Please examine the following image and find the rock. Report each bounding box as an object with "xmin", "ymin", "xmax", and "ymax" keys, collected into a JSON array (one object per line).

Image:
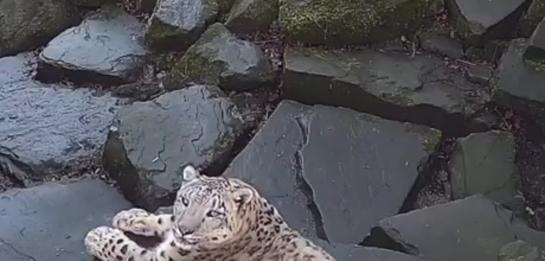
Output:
[
  {"xmin": 519, "ymin": 0, "xmax": 545, "ymax": 37},
  {"xmin": 465, "ymin": 64, "xmax": 493, "ymax": 85},
  {"xmin": 365, "ymin": 195, "xmax": 545, "ymax": 261},
  {"xmin": 449, "ymin": 131, "xmax": 518, "ymax": 205},
  {"xmin": 525, "ymin": 18, "xmax": 545, "ymax": 63},
  {"xmin": 313, "ymin": 239, "xmax": 427, "ymax": 261},
  {"xmin": 37, "ymin": 5, "xmax": 148, "ymax": 85},
  {"xmin": 283, "ymin": 46, "xmax": 489, "ymax": 136},
  {"xmin": 0, "ymin": 0, "xmax": 80, "ymax": 58},
  {"xmin": 0, "ymin": 179, "xmax": 131, "ymax": 261},
  {"xmin": 166, "ymin": 23, "xmax": 273, "ymax": 91},
  {"xmin": 419, "ymin": 32, "xmax": 464, "ymax": 59},
  {"xmin": 70, "ymin": 0, "xmax": 108, "ymax": 7},
  {"xmin": 135, "ymin": 0, "xmax": 158, "ymax": 13},
  {"xmin": 103, "ymin": 85, "xmax": 246, "ymax": 210},
  {"xmin": 279, "ymin": 0, "xmax": 441, "ymax": 46},
  {"xmin": 467, "ymin": 110, "xmax": 501, "ymax": 132},
  {"xmin": 0, "ymin": 52, "xmax": 119, "ymax": 183},
  {"xmin": 223, "ymin": 100, "xmax": 441, "ymax": 244},
  {"xmin": 483, "ymin": 40, "xmax": 510, "ymax": 62},
  {"xmin": 225, "ymin": 0, "xmax": 278, "ymax": 34},
  {"xmin": 493, "ymin": 39, "xmax": 545, "ymax": 134},
  {"xmin": 498, "ymin": 240, "xmax": 545, "ymax": 261},
  {"xmin": 146, "ymin": 0, "xmax": 218, "ymax": 50},
  {"xmin": 446, "ymin": 0, "xmax": 526, "ymax": 45}
]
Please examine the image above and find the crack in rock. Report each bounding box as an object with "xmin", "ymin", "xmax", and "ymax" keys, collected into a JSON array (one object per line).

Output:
[
  {"xmin": 293, "ymin": 114, "xmax": 329, "ymax": 241},
  {"xmin": 0, "ymin": 237, "xmax": 37, "ymax": 261}
]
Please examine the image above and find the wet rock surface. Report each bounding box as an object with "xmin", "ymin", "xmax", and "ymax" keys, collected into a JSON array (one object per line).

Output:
[
  {"xmin": 449, "ymin": 131, "xmax": 518, "ymax": 204},
  {"xmin": 166, "ymin": 23, "xmax": 274, "ymax": 91},
  {"xmin": 283, "ymin": 46, "xmax": 488, "ymax": 135},
  {"xmin": 0, "ymin": 179, "xmax": 131, "ymax": 261},
  {"xmin": 223, "ymin": 100, "xmax": 440, "ymax": 244},
  {"xmin": 493, "ymin": 39, "xmax": 545, "ymax": 133},
  {"xmin": 446, "ymin": 0, "xmax": 526, "ymax": 44},
  {"xmin": 366, "ymin": 195, "xmax": 545, "ymax": 261},
  {"xmin": 279, "ymin": 0, "xmax": 441, "ymax": 46},
  {"xmin": 225, "ymin": 0, "xmax": 278, "ymax": 34},
  {"xmin": 0, "ymin": 52, "xmax": 119, "ymax": 182},
  {"xmin": 103, "ymin": 85, "xmax": 245, "ymax": 210},
  {"xmin": 37, "ymin": 5, "xmax": 147, "ymax": 85},
  {"xmin": 0, "ymin": 0, "xmax": 80, "ymax": 58},
  {"xmin": 146, "ymin": 0, "xmax": 218, "ymax": 50}
]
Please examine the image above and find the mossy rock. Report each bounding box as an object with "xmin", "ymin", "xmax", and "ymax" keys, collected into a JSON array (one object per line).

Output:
[
  {"xmin": 0, "ymin": 0, "xmax": 81, "ymax": 57},
  {"xmin": 166, "ymin": 23, "xmax": 273, "ymax": 91},
  {"xmin": 225, "ymin": 0, "xmax": 279, "ymax": 33},
  {"xmin": 279, "ymin": 0, "xmax": 441, "ymax": 46},
  {"xmin": 498, "ymin": 240, "xmax": 545, "ymax": 261}
]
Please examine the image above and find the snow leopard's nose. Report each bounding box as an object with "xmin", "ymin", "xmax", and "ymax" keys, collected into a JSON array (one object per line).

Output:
[{"xmin": 178, "ymin": 225, "xmax": 195, "ymax": 235}]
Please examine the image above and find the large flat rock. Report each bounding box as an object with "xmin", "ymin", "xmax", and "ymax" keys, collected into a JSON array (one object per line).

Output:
[
  {"xmin": 493, "ymin": 39, "xmax": 545, "ymax": 133},
  {"xmin": 0, "ymin": 52, "xmax": 119, "ymax": 183},
  {"xmin": 446, "ymin": 0, "xmax": 526, "ymax": 44},
  {"xmin": 37, "ymin": 5, "xmax": 148, "ymax": 85},
  {"xmin": 223, "ymin": 100, "xmax": 441, "ymax": 244},
  {"xmin": 0, "ymin": 179, "xmax": 131, "ymax": 261},
  {"xmin": 103, "ymin": 85, "xmax": 246, "ymax": 210},
  {"xmin": 284, "ymin": 46, "xmax": 489, "ymax": 135},
  {"xmin": 525, "ymin": 17, "xmax": 545, "ymax": 63},
  {"xmin": 365, "ymin": 195, "xmax": 545, "ymax": 261}
]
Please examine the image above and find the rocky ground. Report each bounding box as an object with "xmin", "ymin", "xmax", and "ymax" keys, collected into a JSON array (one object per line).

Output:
[{"xmin": 2, "ymin": 0, "xmax": 545, "ymax": 260}]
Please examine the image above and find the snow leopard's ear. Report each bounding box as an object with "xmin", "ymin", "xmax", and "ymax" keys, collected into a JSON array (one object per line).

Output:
[
  {"xmin": 183, "ymin": 165, "xmax": 200, "ymax": 181},
  {"xmin": 230, "ymin": 180, "xmax": 254, "ymax": 208}
]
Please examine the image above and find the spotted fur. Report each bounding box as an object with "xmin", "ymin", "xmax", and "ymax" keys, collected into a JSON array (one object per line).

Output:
[{"xmin": 85, "ymin": 165, "xmax": 335, "ymax": 260}]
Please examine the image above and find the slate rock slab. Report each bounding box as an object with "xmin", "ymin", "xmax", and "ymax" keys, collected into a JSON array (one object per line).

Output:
[
  {"xmin": 225, "ymin": 0, "xmax": 278, "ymax": 34},
  {"xmin": 525, "ymin": 17, "xmax": 545, "ymax": 63},
  {"xmin": 103, "ymin": 85, "xmax": 245, "ymax": 210},
  {"xmin": 0, "ymin": 52, "xmax": 119, "ymax": 182},
  {"xmin": 166, "ymin": 23, "xmax": 273, "ymax": 91},
  {"xmin": 493, "ymin": 39, "xmax": 545, "ymax": 133},
  {"xmin": 446, "ymin": 0, "xmax": 526, "ymax": 45},
  {"xmin": 0, "ymin": 0, "xmax": 80, "ymax": 58},
  {"xmin": 0, "ymin": 179, "xmax": 131, "ymax": 261},
  {"xmin": 223, "ymin": 100, "xmax": 441, "ymax": 244},
  {"xmin": 519, "ymin": 0, "xmax": 545, "ymax": 37},
  {"xmin": 313, "ymin": 239, "xmax": 427, "ymax": 261},
  {"xmin": 365, "ymin": 195, "xmax": 545, "ymax": 261},
  {"xmin": 146, "ymin": 0, "xmax": 218, "ymax": 50},
  {"xmin": 37, "ymin": 5, "xmax": 148, "ymax": 85},
  {"xmin": 498, "ymin": 240, "xmax": 545, "ymax": 261},
  {"xmin": 449, "ymin": 130, "xmax": 518, "ymax": 205},
  {"xmin": 279, "ymin": 0, "xmax": 442, "ymax": 46},
  {"xmin": 283, "ymin": 46, "xmax": 489, "ymax": 136}
]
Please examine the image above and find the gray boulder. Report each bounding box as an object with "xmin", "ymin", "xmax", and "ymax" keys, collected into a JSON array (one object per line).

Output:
[
  {"xmin": 166, "ymin": 23, "xmax": 273, "ymax": 91},
  {"xmin": 0, "ymin": 179, "xmax": 131, "ymax": 261},
  {"xmin": 418, "ymin": 32, "xmax": 464, "ymax": 59},
  {"xmin": 449, "ymin": 131, "xmax": 518, "ymax": 205},
  {"xmin": 0, "ymin": 0, "xmax": 80, "ymax": 57},
  {"xmin": 366, "ymin": 195, "xmax": 545, "ymax": 261},
  {"xmin": 313, "ymin": 239, "xmax": 427, "ymax": 261},
  {"xmin": 283, "ymin": 46, "xmax": 489, "ymax": 136},
  {"xmin": 103, "ymin": 85, "xmax": 246, "ymax": 210},
  {"xmin": 525, "ymin": 17, "xmax": 545, "ymax": 63},
  {"xmin": 146, "ymin": 0, "xmax": 218, "ymax": 50},
  {"xmin": 446, "ymin": 0, "xmax": 526, "ymax": 45},
  {"xmin": 225, "ymin": 0, "xmax": 278, "ymax": 33},
  {"xmin": 37, "ymin": 5, "xmax": 148, "ymax": 85},
  {"xmin": 493, "ymin": 39, "xmax": 545, "ymax": 134},
  {"xmin": 70, "ymin": 0, "xmax": 108, "ymax": 7},
  {"xmin": 0, "ymin": 52, "xmax": 119, "ymax": 182},
  {"xmin": 519, "ymin": 0, "xmax": 545, "ymax": 37},
  {"xmin": 223, "ymin": 100, "xmax": 441, "ymax": 244}
]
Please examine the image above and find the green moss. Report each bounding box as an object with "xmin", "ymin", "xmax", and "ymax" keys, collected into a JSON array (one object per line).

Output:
[
  {"xmin": 525, "ymin": 59, "xmax": 545, "ymax": 72},
  {"xmin": 423, "ymin": 129, "xmax": 442, "ymax": 154}
]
